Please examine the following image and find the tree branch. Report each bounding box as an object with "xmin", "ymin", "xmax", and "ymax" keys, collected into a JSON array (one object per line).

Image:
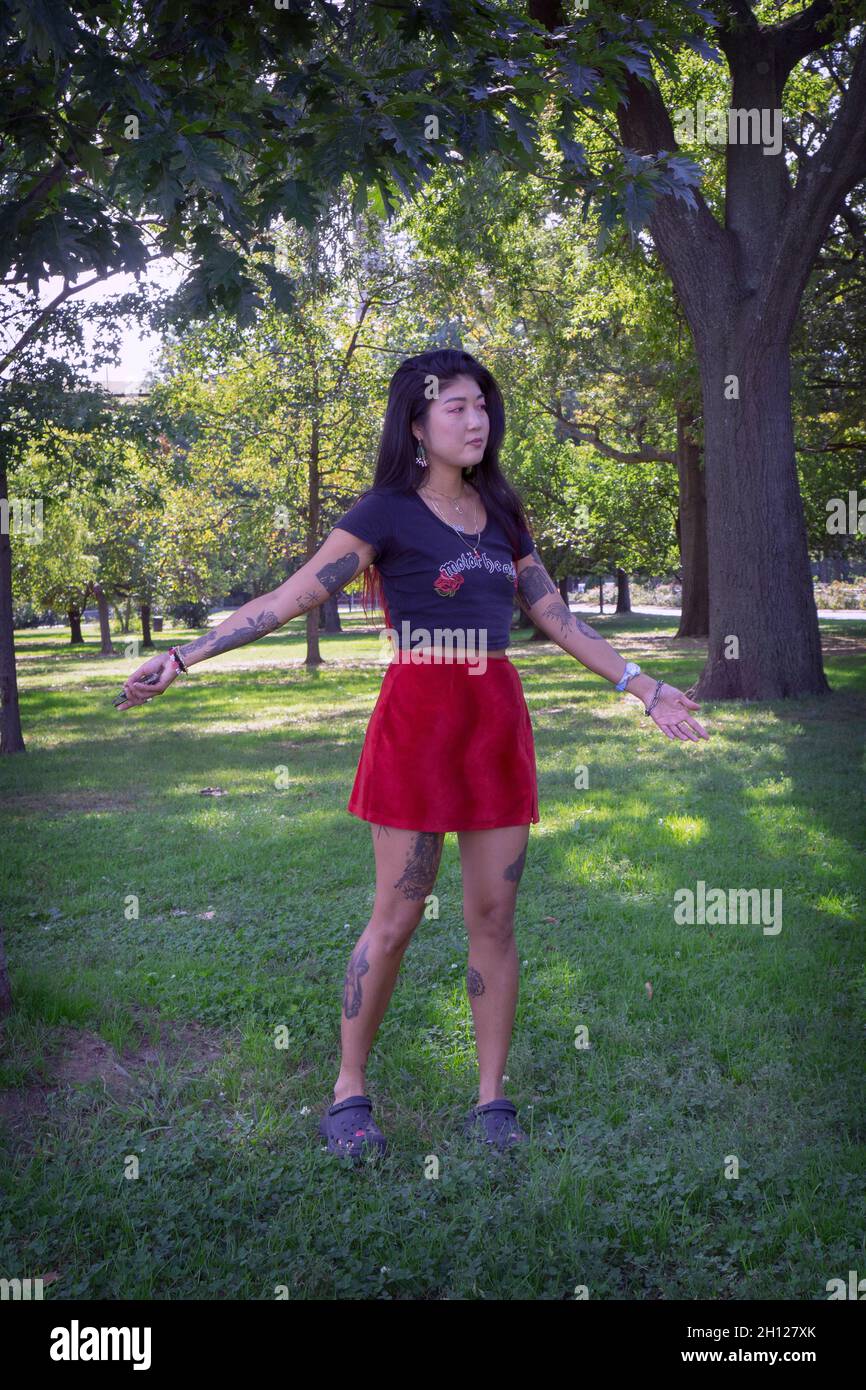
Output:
[{"xmin": 760, "ymin": 34, "xmax": 866, "ymax": 340}]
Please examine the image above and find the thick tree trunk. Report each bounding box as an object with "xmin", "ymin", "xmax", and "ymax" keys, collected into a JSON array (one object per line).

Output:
[
  {"xmin": 615, "ymin": 568, "xmax": 631, "ymax": 613},
  {"xmin": 0, "ymin": 454, "xmax": 25, "ymax": 754},
  {"xmin": 93, "ymin": 583, "xmax": 117, "ymax": 655},
  {"xmin": 675, "ymin": 409, "xmax": 709, "ymax": 638},
  {"xmin": 68, "ymin": 603, "xmax": 84, "ymax": 644},
  {"xmin": 696, "ymin": 336, "xmax": 829, "ymax": 698},
  {"xmin": 140, "ymin": 601, "xmax": 153, "ymax": 649}
]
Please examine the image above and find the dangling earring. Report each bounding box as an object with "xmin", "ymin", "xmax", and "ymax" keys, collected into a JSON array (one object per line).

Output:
[{"xmin": 415, "ymin": 439, "xmax": 428, "ymax": 468}]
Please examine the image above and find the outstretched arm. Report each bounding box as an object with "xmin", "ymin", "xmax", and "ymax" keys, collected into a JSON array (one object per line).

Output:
[
  {"xmin": 118, "ymin": 527, "xmax": 377, "ymax": 707},
  {"xmin": 176, "ymin": 527, "xmax": 376, "ymax": 668},
  {"xmin": 515, "ymin": 549, "xmax": 708, "ymax": 741}
]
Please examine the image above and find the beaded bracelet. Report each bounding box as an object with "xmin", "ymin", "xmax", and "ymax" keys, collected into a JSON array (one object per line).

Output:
[
  {"xmin": 644, "ymin": 677, "xmax": 664, "ymax": 716},
  {"xmin": 168, "ymin": 645, "xmax": 189, "ymax": 675}
]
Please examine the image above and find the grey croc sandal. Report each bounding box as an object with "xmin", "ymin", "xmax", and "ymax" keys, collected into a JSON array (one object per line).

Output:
[
  {"xmin": 463, "ymin": 1098, "xmax": 528, "ymax": 1151},
  {"xmin": 318, "ymin": 1094, "xmax": 388, "ymax": 1159}
]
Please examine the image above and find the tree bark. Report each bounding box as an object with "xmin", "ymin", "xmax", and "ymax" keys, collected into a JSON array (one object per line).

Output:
[
  {"xmin": 141, "ymin": 601, "xmax": 153, "ymax": 649},
  {"xmin": 93, "ymin": 583, "xmax": 117, "ymax": 655},
  {"xmin": 698, "ymin": 332, "xmax": 829, "ymax": 696},
  {"xmin": 68, "ymin": 603, "xmax": 84, "ymax": 645},
  {"xmin": 615, "ymin": 568, "xmax": 631, "ymax": 613},
  {"xmin": 320, "ymin": 593, "xmax": 342, "ymax": 633},
  {"xmin": 675, "ymin": 408, "xmax": 709, "ymax": 638},
  {"xmin": 0, "ymin": 452, "xmax": 25, "ymax": 754}
]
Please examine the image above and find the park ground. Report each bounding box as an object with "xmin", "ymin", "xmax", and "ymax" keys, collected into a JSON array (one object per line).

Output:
[{"xmin": 0, "ymin": 611, "xmax": 864, "ymax": 1299}]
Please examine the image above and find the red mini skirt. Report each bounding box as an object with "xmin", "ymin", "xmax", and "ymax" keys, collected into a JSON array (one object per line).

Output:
[{"xmin": 347, "ymin": 654, "xmax": 539, "ymax": 832}]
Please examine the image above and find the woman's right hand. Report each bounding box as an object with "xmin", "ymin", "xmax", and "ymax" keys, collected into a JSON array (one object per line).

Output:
[{"xmin": 116, "ymin": 652, "xmax": 178, "ymax": 710}]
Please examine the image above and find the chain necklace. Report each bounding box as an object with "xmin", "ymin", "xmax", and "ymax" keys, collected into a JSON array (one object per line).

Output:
[{"xmin": 422, "ymin": 486, "xmax": 483, "ymax": 558}]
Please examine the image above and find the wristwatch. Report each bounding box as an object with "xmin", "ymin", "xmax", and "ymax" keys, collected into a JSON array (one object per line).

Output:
[{"xmin": 615, "ymin": 660, "xmax": 641, "ymax": 692}]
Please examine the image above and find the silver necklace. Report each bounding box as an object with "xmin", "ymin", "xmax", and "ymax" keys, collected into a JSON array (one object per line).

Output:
[{"xmin": 424, "ymin": 489, "xmax": 483, "ymax": 558}]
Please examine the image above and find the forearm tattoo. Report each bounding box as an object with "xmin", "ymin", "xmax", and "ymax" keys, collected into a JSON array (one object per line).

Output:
[
  {"xmin": 180, "ymin": 609, "xmax": 280, "ymax": 663},
  {"xmin": 538, "ymin": 599, "xmax": 603, "ymax": 640},
  {"xmin": 504, "ymin": 844, "xmax": 527, "ymax": 882},
  {"xmin": 394, "ymin": 831, "xmax": 443, "ymax": 901},
  {"xmin": 343, "ymin": 938, "xmax": 370, "ymax": 1019},
  {"xmin": 516, "ymin": 554, "xmax": 556, "ymax": 613},
  {"xmin": 467, "ymin": 966, "xmax": 485, "ymax": 997}
]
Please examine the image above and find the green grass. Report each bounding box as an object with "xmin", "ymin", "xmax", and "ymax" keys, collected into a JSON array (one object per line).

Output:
[{"xmin": 1, "ymin": 611, "xmax": 864, "ymax": 1300}]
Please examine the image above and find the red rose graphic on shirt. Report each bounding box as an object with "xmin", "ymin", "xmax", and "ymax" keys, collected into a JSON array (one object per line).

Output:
[{"xmin": 434, "ymin": 569, "xmax": 465, "ymax": 598}]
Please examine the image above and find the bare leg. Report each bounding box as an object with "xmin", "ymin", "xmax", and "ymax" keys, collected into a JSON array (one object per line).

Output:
[
  {"xmin": 458, "ymin": 824, "xmax": 530, "ymax": 1106},
  {"xmin": 333, "ymin": 825, "xmax": 445, "ymax": 1104}
]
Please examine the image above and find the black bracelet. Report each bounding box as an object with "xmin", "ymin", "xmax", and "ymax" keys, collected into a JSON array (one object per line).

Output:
[
  {"xmin": 168, "ymin": 645, "xmax": 189, "ymax": 675},
  {"xmin": 645, "ymin": 678, "xmax": 664, "ymax": 716}
]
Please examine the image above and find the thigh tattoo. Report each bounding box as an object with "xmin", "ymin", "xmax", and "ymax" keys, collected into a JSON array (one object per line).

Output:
[
  {"xmin": 503, "ymin": 844, "xmax": 527, "ymax": 883},
  {"xmin": 394, "ymin": 831, "xmax": 442, "ymax": 901}
]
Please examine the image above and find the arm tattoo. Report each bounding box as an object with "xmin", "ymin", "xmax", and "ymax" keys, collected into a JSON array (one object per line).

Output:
[
  {"xmin": 516, "ymin": 556, "xmax": 556, "ymax": 613},
  {"xmin": 343, "ymin": 938, "xmax": 370, "ymax": 1019},
  {"xmin": 180, "ymin": 609, "xmax": 280, "ymax": 663},
  {"xmin": 538, "ymin": 600, "xmax": 603, "ymax": 640},
  {"xmin": 394, "ymin": 831, "xmax": 443, "ymax": 901},
  {"xmin": 467, "ymin": 966, "xmax": 485, "ymax": 997},
  {"xmin": 315, "ymin": 551, "xmax": 361, "ymax": 595}
]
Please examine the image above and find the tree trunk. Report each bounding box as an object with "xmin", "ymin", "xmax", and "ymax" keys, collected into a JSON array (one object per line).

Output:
[
  {"xmin": 141, "ymin": 601, "xmax": 153, "ymax": 649},
  {"xmin": 320, "ymin": 593, "xmax": 342, "ymax": 633},
  {"xmin": 68, "ymin": 603, "xmax": 84, "ymax": 645},
  {"xmin": 696, "ymin": 336, "xmax": 829, "ymax": 698},
  {"xmin": 305, "ymin": 405, "xmax": 323, "ymax": 667},
  {"xmin": 615, "ymin": 568, "xmax": 631, "ymax": 613},
  {"xmin": 598, "ymin": 579, "xmax": 605, "ymax": 614},
  {"xmin": 93, "ymin": 583, "xmax": 117, "ymax": 655},
  {"xmin": 675, "ymin": 408, "xmax": 709, "ymax": 638},
  {"xmin": 0, "ymin": 453, "xmax": 25, "ymax": 754}
]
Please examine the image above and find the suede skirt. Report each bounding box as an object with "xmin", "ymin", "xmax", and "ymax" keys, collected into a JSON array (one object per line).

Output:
[{"xmin": 347, "ymin": 654, "xmax": 539, "ymax": 832}]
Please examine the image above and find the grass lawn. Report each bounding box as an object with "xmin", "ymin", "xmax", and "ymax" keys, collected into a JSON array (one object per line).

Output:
[{"xmin": 1, "ymin": 611, "xmax": 864, "ymax": 1300}]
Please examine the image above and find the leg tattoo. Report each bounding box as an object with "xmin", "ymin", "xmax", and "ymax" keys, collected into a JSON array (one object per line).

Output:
[
  {"xmin": 394, "ymin": 831, "xmax": 441, "ymax": 901},
  {"xmin": 343, "ymin": 938, "xmax": 370, "ymax": 1019},
  {"xmin": 467, "ymin": 965, "xmax": 485, "ymax": 997},
  {"xmin": 503, "ymin": 845, "xmax": 527, "ymax": 883}
]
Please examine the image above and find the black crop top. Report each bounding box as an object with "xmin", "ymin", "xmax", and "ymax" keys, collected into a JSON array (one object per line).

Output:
[{"xmin": 333, "ymin": 486, "xmax": 535, "ymax": 651}]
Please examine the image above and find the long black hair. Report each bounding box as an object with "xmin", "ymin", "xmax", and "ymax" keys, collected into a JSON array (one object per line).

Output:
[{"xmin": 357, "ymin": 348, "xmax": 534, "ymax": 623}]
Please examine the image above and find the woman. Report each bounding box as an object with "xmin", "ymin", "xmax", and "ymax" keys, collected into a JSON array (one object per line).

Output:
[{"xmin": 118, "ymin": 348, "xmax": 709, "ymax": 1162}]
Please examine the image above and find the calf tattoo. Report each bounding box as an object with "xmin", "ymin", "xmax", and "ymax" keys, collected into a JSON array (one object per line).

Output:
[
  {"xmin": 394, "ymin": 831, "xmax": 442, "ymax": 901},
  {"xmin": 343, "ymin": 938, "xmax": 370, "ymax": 1019},
  {"xmin": 504, "ymin": 844, "xmax": 527, "ymax": 882},
  {"xmin": 467, "ymin": 966, "xmax": 485, "ymax": 997}
]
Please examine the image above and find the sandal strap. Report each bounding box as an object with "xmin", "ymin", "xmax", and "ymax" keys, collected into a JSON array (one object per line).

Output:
[
  {"xmin": 474, "ymin": 1099, "xmax": 516, "ymax": 1116},
  {"xmin": 328, "ymin": 1094, "xmax": 372, "ymax": 1116}
]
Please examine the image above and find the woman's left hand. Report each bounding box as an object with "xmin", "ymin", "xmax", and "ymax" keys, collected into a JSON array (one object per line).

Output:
[{"xmin": 645, "ymin": 683, "xmax": 709, "ymax": 742}]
